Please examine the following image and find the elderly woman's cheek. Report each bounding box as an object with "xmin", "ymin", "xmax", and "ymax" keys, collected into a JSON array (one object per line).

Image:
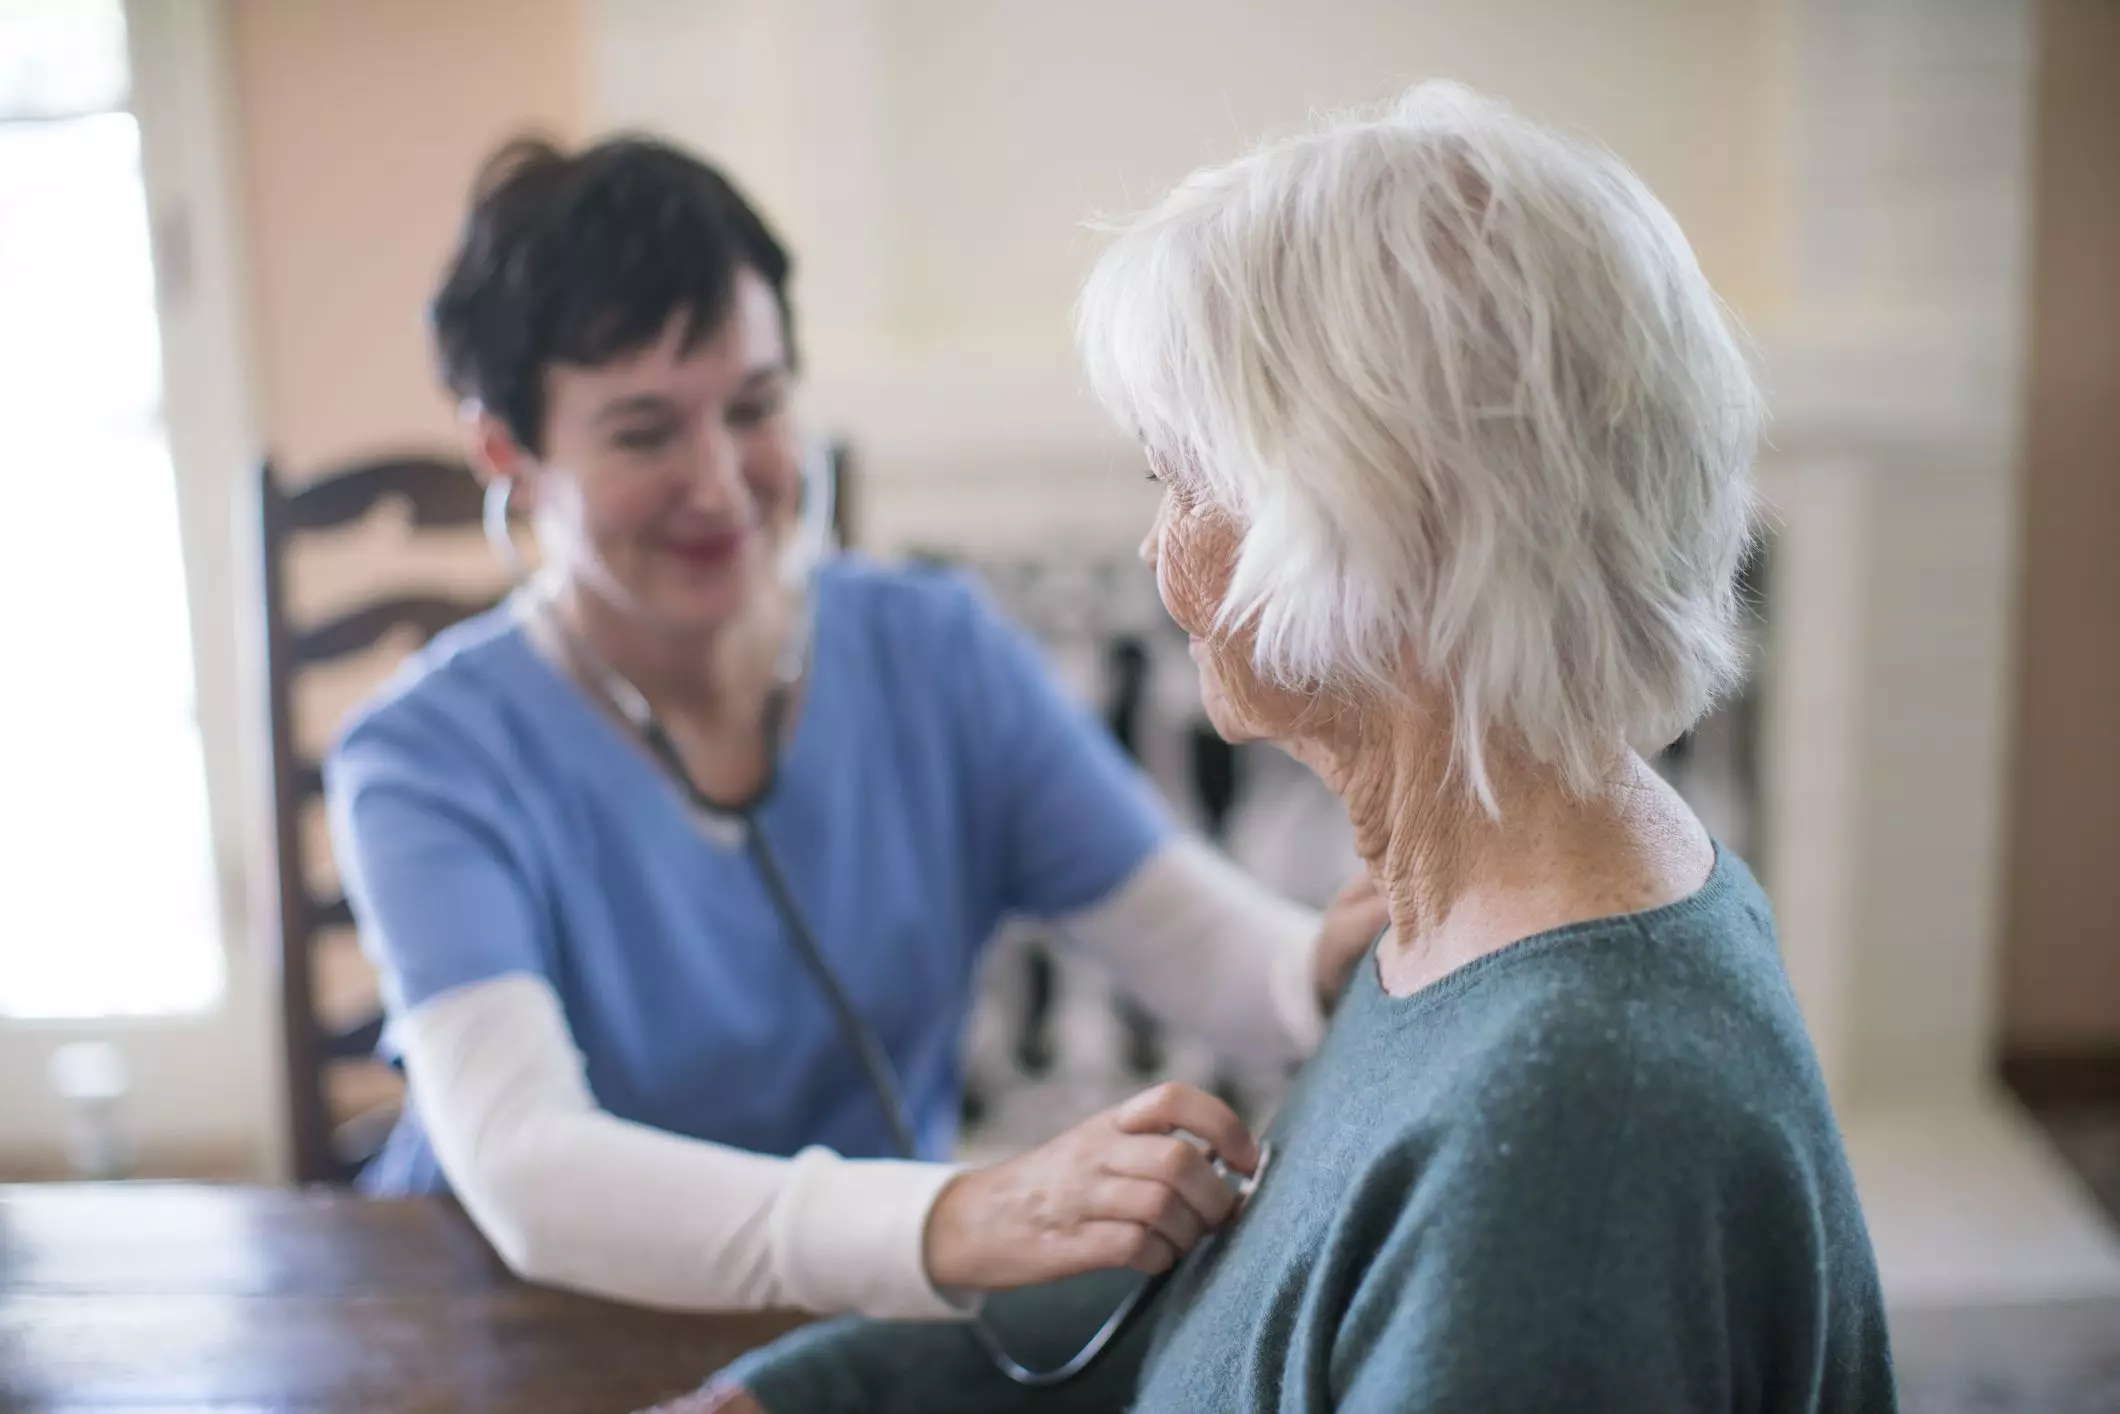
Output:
[
  {"xmin": 1158, "ymin": 506, "xmax": 1238, "ymax": 638},
  {"xmin": 1202, "ymin": 640, "xmax": 1283, "ymax": 745},
  {"xmin": 1140, "ymin": 487, "xmax": 1172, "ymax": 569},
  {"xmin": 1191, "ymin": 652, "xmax": 1244, "ymax": 742}
]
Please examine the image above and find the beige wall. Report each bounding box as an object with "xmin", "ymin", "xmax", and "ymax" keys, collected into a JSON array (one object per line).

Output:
[
  {"xmin": 230, "ymin": 0, "xmax": 587, "ymax": 475},
  {"xmin": 217, "ymin": 0, "xmax": 584, "ymax": 1173},
  {"xmin": 225, "ymin": 0, "xmax": 588, "ymax": 790},
  {"xmin": 872, "ymin": 0, "xmax": 1786, "ymax": 362},
  {"xmin": 593, "ymin": 0, "xmax": 1787, "ymax": 553},
  {"xmin": 2002, "ymin": 0, "xmax": 2120, "ymax": 1053}
]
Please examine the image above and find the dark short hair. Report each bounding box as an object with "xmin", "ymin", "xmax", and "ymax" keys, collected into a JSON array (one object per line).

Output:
[{"xmin": 431, "ymin": 135, "xmax": 795, "ymax": 455}]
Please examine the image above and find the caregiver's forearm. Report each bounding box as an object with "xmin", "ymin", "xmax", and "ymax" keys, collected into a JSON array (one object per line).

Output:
[
  {"xmin": 396, "ymin": 973, "xmax": 964, "ymax": 1318},
  {"xmin": 1059, "ymin": 836, "xmax": 1325, "ymax": 1062}
]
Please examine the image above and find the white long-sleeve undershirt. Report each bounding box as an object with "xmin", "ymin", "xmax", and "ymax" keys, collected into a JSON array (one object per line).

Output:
[{"xmin": 392, "ymin": 836, "xmax": 1323, "ymax": 1317}]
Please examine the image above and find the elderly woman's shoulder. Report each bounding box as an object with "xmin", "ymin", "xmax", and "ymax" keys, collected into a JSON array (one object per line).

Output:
[
  {"xmin": 1389, "ymin": 873, "xmax": 1843, "ymax": 1189},
  {"xmin": 1297, "ymin": 894, "xmax": 1885, "ymax": 1406}
]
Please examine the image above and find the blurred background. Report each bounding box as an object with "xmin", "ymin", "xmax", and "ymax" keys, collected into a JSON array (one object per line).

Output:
[{"xmin": 0, "ymin": 0, "xmax": 2115, "ymax": 1402}]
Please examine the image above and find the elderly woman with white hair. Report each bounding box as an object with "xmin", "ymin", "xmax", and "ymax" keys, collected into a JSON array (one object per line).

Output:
[{"xmin": 671, "ymin": 82, "xmax": 1894, "ymax": 1414}]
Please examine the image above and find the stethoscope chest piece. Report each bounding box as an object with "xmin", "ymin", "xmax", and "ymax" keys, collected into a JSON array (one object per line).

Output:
[{"xmin": 1215, "ymin": 1139, "xmax": 1274, "ymax": 1210}]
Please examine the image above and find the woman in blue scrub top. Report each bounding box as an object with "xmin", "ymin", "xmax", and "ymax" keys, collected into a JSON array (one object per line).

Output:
[{"xmin": 326, "ymin": 135, "xmax": 1385, "ymax": 1319}]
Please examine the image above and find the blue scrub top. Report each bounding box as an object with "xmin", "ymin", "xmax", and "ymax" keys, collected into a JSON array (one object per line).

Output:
[{"xmin": 327, "ymin": 557, "xmax": 1170, "ymax": 1195}]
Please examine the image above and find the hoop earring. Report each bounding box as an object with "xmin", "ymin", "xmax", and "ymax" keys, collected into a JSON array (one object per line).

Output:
[
  {"xmin": 483, "ymin": 477, "xmax": 529, "ymax": 588},
  {"xmin": 786, "ymin": 441, "xmax": 839, "ymax": 587}
]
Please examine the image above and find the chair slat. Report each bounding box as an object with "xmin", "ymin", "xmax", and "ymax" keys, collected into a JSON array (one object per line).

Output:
[
  {"xmin": 321, "ymin": 1013, "xmax": 386, "ymax": 1061},
  {"xmin": 261, "ymin": 452, "xmax": 493, "ymax": 1186},
  {"xmin": 283, "ymin": 455, "xmax": 483, "ymax": 533},
  {"xmin": 293, "ymin": 595, "xmax": 490, "ymax": 664}
]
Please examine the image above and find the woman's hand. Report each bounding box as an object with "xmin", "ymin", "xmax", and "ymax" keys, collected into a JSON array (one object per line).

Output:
[
  {"xmin": 1314, "ymin": 869, "xmax": 1390, "ymax": 1012},
  {"xmin": 636, "ymin": 1380, "xmax": 763, "ymax": 1413},
  {"xmin": 923, "ymin": 1082, "xmax": 1259, "ymax": 1292}
]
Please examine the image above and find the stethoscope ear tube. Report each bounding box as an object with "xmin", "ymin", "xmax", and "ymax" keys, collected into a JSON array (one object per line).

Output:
[
  {"xmin": 483, "ymin": 475, "xmax": 529, "ymax": 586},
  {"xmin": 790, "ymin": 442, "xmax": 838, "ymax": 581}
]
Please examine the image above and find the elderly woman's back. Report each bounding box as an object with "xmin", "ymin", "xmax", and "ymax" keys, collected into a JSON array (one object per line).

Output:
[
  {"xmin": 718, "ymin": 849, "xmax": 1889, "ymax": 1412},
  {"xmin": 687, "ymin": 81, "xmax": 1893, "ymax": 1414},
  {"xmin": 1137, "ymin": 846, "xmax": 1887, "ymax": 1409}
]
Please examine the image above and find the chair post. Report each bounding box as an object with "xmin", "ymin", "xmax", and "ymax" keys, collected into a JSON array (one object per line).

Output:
[{"xmin": 259, "ymin": 457, "xmax": 336, "ymax": 1184}]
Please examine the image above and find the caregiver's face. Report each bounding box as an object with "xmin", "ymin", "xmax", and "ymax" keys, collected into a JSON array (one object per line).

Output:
[
  {"xmin": 528, "ymin": 268, "xmax": 802, "ymax": 638},
  {"xmin": 1140, "ymin": 465, "xmax": 1271, "ymax": 744}
]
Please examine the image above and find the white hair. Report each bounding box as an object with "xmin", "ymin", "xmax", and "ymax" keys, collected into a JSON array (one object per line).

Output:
[{"xmin": 1076, "ymin": 82, "xmax": 1763, "ymax": 811}]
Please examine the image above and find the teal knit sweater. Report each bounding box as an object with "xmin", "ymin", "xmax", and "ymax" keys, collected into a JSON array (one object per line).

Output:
[{"xmin": 726, "ymin": 848, "xmax": 1896, "ymax": 1411}]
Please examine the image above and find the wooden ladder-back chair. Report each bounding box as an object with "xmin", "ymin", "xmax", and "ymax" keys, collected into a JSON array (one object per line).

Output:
[
  {"xmin": 260, "ymin": 440, "xmax": 859, "ymax": 1183},
  {"xmin": 259, "ymin": 453, "xmax": 493, "ymax": 1184}
]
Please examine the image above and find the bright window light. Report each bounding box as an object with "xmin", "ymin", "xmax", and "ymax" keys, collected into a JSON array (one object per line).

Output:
[{"xmin": 0, "ymin": 0, "xmax": 224, "ymax": 1017}]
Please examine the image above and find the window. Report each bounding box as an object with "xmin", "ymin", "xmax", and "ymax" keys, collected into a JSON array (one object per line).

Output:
[{"xmin": 0, "ymin": 0, "xmax": 223, "ymax": 1016}]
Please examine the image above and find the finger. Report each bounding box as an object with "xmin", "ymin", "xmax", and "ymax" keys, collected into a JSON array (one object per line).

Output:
[
  {"xmin": 1330, "ymin": 873, "xmax": 1390, "ymax": 932},
  {"xmin": 1104, "ymin": 1133, "xmax": 1237, "ymax": 1228},
  {"xmin": 700, "ymin": 1389, "xmax": 769, "ymax": 1414},
  {"xmin": 636, "ymin": 1382, "xmax": 761, "ymax": 1414},
  {"xmin": 1332, "ymin": 869, "xmax": 1382, "ymax": 906},
  {"xmin": 1111, "ymin": 1082, "xmax": 1259, "ymax": 1174},
  {"xmin": 1075, "ymin": 1219, "xmax": 1182, "ymax": 1276},
  {"xmin": 1091, "ymin": 1175, "xmax": 1207, "ymax": 1253},
  {"xmin": 1128, "ymin": 1231, "xmax": 1180, "ymax": 1274},
  {"xmin": 1349, "ymin": 886, "xmax": 1391, "ymax": 926}
]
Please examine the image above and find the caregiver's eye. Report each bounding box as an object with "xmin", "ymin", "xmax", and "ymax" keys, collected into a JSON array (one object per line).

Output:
[
  {"xmin": 612, "ymin": 422, "xmax": 676, "ymax": 454},
  {"xmin": 727, "ymin": 390, "xmax": 786, "ymax": 430}
]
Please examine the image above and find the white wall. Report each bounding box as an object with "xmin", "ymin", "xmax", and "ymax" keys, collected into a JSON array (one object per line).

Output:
[
  {"xmin": 871, "ymin": 0, "xmax": 1785, "ymax": 360},
  {"xmin": 1768, "ymin": 0, "xmax": 2034, "ymax": 1111},
  {"xmin": 596, "ymin": 0, "xmax": 2037, "ymax": 1119},
  {"xmin": 594, "ymin": 0, "xmax": 1785, "ymax": 551}
]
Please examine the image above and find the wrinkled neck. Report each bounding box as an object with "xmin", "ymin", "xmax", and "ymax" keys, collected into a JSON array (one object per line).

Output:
[
  {"xmin": 1290, "ymin": 695, "xmax": 1714, "ymax": 999},
  {"xmin": 1287, "ymin": 702, "xmax": 1480, "ymax": 945},
  {"xmin": 1287, "ymin": 701, "xmax": 1686, "ymax": 966}
]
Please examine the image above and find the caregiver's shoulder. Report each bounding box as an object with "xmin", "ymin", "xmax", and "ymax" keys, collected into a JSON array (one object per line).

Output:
[
  {"xmin": 818, "ymin": 551, "xmax": 1006, "ymax": 646},
  {"xmin": 326, "ymin": 603, "xmax": 537, "ymax": 780},
  {"xmin": 816, "ymin": 553, "xmax": 1052, "ymax": 705},
  {"xmin": 326, "ymin": 559, "xmax": 1003, "ymax": 773},
  {"xmin": 326, "ymin": 602, "xmax": 534, "ymax": 746}
]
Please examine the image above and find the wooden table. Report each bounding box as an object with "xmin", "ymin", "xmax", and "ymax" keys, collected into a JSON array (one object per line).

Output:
[
  {"xmin": 10, "ymin": 1184, "xmax": 2119, "ymax": 1412},
  {"xmin": 0, "ymin": 1184, "xmax": 803, "ymax": 1413}
]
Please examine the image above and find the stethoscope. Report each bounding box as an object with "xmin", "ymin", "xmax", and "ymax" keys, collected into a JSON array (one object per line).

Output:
[{"xmin": 483, "ymin": 451, "xmax": 1203, "ymax": 1386}]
